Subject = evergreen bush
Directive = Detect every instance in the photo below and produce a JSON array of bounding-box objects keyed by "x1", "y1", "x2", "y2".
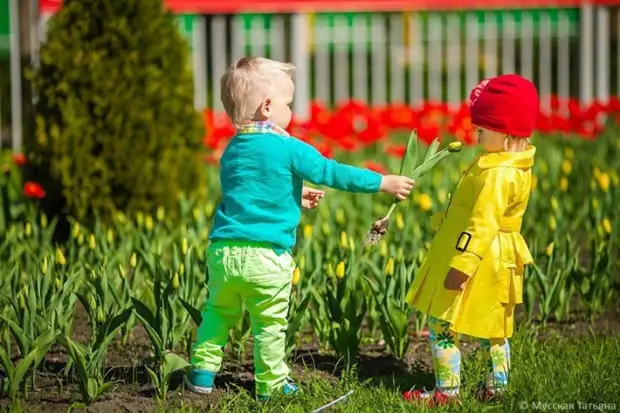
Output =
[{"x1": 27, "y1": 0, "x2": 205, "y2": 223}]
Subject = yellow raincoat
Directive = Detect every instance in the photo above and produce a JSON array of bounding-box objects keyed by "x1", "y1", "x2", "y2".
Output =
[{"x1": 405, "y1": 146, "x2": 536, "y2": 339}]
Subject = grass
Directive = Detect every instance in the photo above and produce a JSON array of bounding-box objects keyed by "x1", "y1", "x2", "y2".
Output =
[{"x1": 160, "y1": 325, "x2": 620, "y2": 412}]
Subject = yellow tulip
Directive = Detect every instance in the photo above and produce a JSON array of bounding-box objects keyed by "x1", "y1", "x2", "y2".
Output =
[
  {"x1": 602, "y1": 218, "x2": 612, "y2": 234},
  {"x1": 349, "y1": 238, "x2": 355, "y2": 252},
  {"x1": 561, "y1": 159, "x2": 572, "y2": 175},
  {"x1": 25, "y1": 223, "x2": 32, "y2": 237},
  {"x1": 336, "y1": 208, "x2": 345, "y2": 225},
  {"x1": 106, "y1": 229, "x2": 114, "y2": 244},
  {"x1": 437, "y1": 189, "x2": 447, "y2": 203},
  {"x1": 172, "y1": 272, "x2": 180, "y2": 290},
  {"x1": 292, "y1": 267, "x2": 301, "y2": 285},
  {"x1": 336, "y1": 261, "x2": 346, "y2": 278},
  {"x1": 448, "y1": 141, "x2": 463, "y2": 152},
  {"x1": 303, "y1": 225, "x2": 313, "y2": 240},
  {"x1": 340, "y1": 231, "x2": 348, "y2": 249},
  {"x1": 560, "y1": 177, "x2": 568, "y2": 192},
  {"x1": 78, "y1": 233, "x2": 84, "y2": 245},
  {"x1": 322, "y1": 222, "x2": 331, "y2": 236},
  {"x1": 179, "y1": 263, "x2": 185, "y2": 275},
  {"x1": 156, "y1": 206, "x2": 165, "y2": 221},
  {"x1": 89, "y1": 234, "x2": 96, "y2": 250},
  {"x1": 396, "y1": 213, "x2": 405, "y2": 230},
  {"x1": 136, "y1": 212, "x2": 144, "y2": 227},
  {"x1": 130, "y1": 252, "x2": 137, "y2": 268},
  {"x1": 550, "y1": 197, "x2": 559, "y2": 211},
  {"x1": 549, "y1": 215, "x2": 557, "y2": 230},
  {"x1": 598, "y1": 173, "x2": 610, "y2": 192},
  {"x1": 545, "y1": 242, "x2": 554, "y2": 257},
  {"x1": 379, "y1": 240, "x2": 388, "y2": 257},
  {"x1": 72, "y1": 223, "x2": 81, "y2": 238},
  {"x1": 145, "y1": 215, "x2": 154, "y2": 231},
  {"x1": 56, "y1": 248, "x2": 67, "y2": 266},
  {"x1": 41, "y1": 257, "x2": 48, "y2": 275},
  {"x1": 182, "y1": 238, "x2": 188, "y2": 255},
  {"x1": 385, "y1": 258, "x2": 395, "y2": 276},
  {"x1": 417, "y1": 194, "x2": 432, "y2": 212}
]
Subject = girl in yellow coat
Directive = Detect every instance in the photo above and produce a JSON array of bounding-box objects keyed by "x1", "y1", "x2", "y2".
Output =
[{"x1": 402, "y1": 74, "x2": 539, "y2": 406}]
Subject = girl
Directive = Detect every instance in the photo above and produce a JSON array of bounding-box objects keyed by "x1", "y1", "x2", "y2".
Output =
[{"x1": 402, "y1": 74, "x2": 538, "y2": 405}]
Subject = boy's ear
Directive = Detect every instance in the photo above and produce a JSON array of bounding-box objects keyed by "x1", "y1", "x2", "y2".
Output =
[{"x1": 261, "y1": 98, "x2": 272, "y2": 117}]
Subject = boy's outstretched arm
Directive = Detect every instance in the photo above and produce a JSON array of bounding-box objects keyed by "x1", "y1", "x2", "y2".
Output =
[{"x1": 287, "y1": 138, "x2": 414, "y2": 198}]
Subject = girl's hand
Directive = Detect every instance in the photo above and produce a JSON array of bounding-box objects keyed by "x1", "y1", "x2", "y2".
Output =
[
  {"x1": 444, "y1": 268, "x2": 469, "y2": 291},
  {"x1": 380, "y1": 175, "x2": 415, "y2": 200},
  {"x1": 302, "y1": 187, "x2": 325, "y2": 209}
]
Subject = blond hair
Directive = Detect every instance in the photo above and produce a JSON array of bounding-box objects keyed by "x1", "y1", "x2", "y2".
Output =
[{"x1": 220, "y1": 57, "x2": 296, "y2": 127}]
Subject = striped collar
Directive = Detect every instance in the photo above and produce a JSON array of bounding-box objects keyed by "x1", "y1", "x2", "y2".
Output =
[{"x1": 236, "y1": 121, "x2": 290, "y2": 137}]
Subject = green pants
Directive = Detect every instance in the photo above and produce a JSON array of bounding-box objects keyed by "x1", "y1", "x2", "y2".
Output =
[{"x1": 190, "y1": 240, "x2": 295, "y2": 397}]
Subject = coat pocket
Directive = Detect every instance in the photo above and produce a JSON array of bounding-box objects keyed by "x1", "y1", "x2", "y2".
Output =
[{"x1": 496, "y1": 235, "x2": 517, "y2": 304}]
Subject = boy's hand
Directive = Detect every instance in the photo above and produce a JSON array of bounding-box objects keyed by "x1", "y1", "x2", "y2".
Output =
[
  {"x1": 444, "y1": 268, "x2": 469, "y2": 291},
  {"x1": 302, "y1": 187, "x2": 325, "y2": 209},
  {"x1": 380, "y1": 175, "x2": 415, "y2": 200}
]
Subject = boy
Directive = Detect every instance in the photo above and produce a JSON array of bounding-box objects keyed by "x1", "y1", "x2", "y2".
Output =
[{"x1": 186, "y1": 57, "x2": 415, "y2": 400}]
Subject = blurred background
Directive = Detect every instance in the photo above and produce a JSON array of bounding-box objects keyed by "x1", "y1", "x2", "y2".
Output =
[{"x1": 1, "y1": 0, "x2": 619, "y2": 148}]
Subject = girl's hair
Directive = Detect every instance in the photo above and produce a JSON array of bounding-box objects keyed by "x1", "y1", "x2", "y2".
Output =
[{"x1": 504, "y1": 136, "x2": 530, "y2": 152}]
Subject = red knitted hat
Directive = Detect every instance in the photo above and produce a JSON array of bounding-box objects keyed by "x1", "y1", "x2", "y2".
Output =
[{"x1": 468, "y1": 74, "x2": 539, "y2": 138}]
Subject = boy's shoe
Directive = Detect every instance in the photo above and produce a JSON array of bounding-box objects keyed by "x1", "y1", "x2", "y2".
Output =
[
  {"x1": 402, "y1": 389, "x2": 460, "y2": 407},
  {"x1": 184, "y1": 369, "x2": 216, "y2": 394},
  {"x1": 257, "y1": 380, "x2": 299, "y2": 401}
]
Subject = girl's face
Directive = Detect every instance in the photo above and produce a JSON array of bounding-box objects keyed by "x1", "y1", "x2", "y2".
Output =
[{"x1": 476, "y1": 125, "x2": 507, "y2": 152}]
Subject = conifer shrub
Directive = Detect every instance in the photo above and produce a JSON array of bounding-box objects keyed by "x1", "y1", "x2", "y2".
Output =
[{"x1": 27, "y1": 0, "x2": 205, "y2": 223}]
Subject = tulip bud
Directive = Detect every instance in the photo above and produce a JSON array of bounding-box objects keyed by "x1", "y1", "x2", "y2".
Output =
[
  {"x1": 321, "y1": 222, "x2": 331, "y2": 236},
  {"x1": 179, "y1": 263, "x2": 185, "y2": 275},
  {"x1": 25, "y1": 223, "x2": 32, "y2": 237},
  {"x1": 172, "y1": 272, "x2": 180, "y2": 290},
  {"x1": 181, "y1": 238, "x2": 188, "y2": 255},
  {"x1": 448, "y1": 141, "x2": 463, "y2": 152},
  {"x1": 89, "y1": 234, "x2": 96, "y2": 250},
  {"x1": 385, "y1": 258, "x2": 395, "y2": 276},
  {"x1": 107, "y1": 229, "x2": 114, "y2": 244},
  {"x1": 78, "y1": 233, "x2": 84, "y2": 245},
  {"x1": 303, "y1": 225, "x2": 313, "y2": 240},
  {"x1": 130, "y1": 253, "x2": 137, "y2": 268},
  {"x1": 336, "y1": 209, "x2": 345, "y2": 225},
  {"x1": 96, "y1": 307, "x2": 105, "y2": 324},
  {"x1": 145, "y1": 215, "x2": 154, "y2": 231},
  {"x1": 396, "y1": 213, "x2": 405, "y2": 230},
  {"x1": 72, "y1": 223, "x2": 81, "y2": 238},
  {"x1": 54, "y1": 277, "x2": 62, "y2": 291},
  {"x1": 292, "y1": 268, "x2": 301, "y2": 286},
  {"x1": 41, "y1": 257, "x2": 48, "y2": 275},
  {"x1": 56, "y1": 248, "x2": 67, "y2": 266},
  {"x1": 327, "y1": 263, "x2": 334, "y2": 277},
  {"x1": 193, "y1": 208, "x2": 200, "y2": 222},
  {"x1": 340, "y1": 231, "x2": 348, "y2": 249},
  {"x1": 136, "y1": 212, "x2": 144, "y2": 227},
  {"x1": 118, "y1": 264, "x2": 126, "y2": 279},
  {"x1": 379, "y1": 240, "x2": 388, "y2": 257},
  {"x1": 88, "y1": 293, "x2": 97, "y2": 311},
  {"x1": 336, "y1": 261, "x2": 345, "y2": 278},
  {"x1": 156, "y1": 206, "x2": 165, "y2": 221},
  {"x1": 545, "y1": 242, "x2": 554, "y2": 257}
]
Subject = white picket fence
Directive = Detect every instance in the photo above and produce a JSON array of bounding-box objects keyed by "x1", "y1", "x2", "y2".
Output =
[{"x1": 191, "y1": 6, "x2": 617, "y2": 119}]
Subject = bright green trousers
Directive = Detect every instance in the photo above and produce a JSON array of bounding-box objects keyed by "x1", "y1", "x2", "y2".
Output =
[{"x1": 190, "y1": 240, "x2": 295, "y2": 397}]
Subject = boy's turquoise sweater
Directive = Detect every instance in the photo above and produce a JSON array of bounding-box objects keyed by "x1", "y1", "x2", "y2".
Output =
[{"x1": 209, "y1": 124, "x2": 382, "y2": 253}]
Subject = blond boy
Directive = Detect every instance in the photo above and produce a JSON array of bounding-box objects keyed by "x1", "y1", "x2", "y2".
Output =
[{"x1": 186, "y1": 57, "x2": 414, "y2": 399}]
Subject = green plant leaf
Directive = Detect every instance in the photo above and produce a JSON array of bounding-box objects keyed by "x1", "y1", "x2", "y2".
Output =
[{"x1": 399, "y1": 129, "x2": 419, "y2": 176}]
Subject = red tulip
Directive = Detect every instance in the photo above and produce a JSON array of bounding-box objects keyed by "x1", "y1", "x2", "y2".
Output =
[
  {"x1": 12, "y1": 153, "x2": 26, "y2": 167},
  {"x1": 364, "y1": 161, "x2": 388, "y2": 174},
  {"x1": 23, "y1": 181, "x2": 46, "y2": 199}
]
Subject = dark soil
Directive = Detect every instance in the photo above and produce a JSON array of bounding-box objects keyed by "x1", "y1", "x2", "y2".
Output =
[{"x1": 1, "y1": 306, "x2": 619, "y2": 413}]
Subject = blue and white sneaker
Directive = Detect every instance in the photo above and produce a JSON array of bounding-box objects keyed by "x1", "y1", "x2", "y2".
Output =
[
  {"x1": 257, "y1": 380, "x2": 300, "y2": 401},
  {"x1": 184, "y1": 369, "x2": 216, "y2": 394}
]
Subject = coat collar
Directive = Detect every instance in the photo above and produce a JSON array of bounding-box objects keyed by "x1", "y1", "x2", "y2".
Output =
[{"x1": 477, "y1": 145, "x2": 536, "y2": 169}]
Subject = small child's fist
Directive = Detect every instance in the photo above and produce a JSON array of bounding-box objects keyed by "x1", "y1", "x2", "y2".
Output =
[
  {"x1": 301, "y1": 186, "x2": 325, "y2": 209},
  {"x1": 380, "y1": 175, "x2": 415, "y2": 201}
]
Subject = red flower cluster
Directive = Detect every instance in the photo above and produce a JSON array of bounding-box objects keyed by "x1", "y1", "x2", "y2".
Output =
[
  {"x1": 202, "y1": 97, "x2": 618, "y2": 163},
  {"x1": 13, "y1": 153, "x2": 26, "y2": 167}
]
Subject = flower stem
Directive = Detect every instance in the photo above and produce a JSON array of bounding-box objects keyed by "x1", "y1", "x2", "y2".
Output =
[{"x1": 385, "y1": 203, "x2": 397, "y2": 220}]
